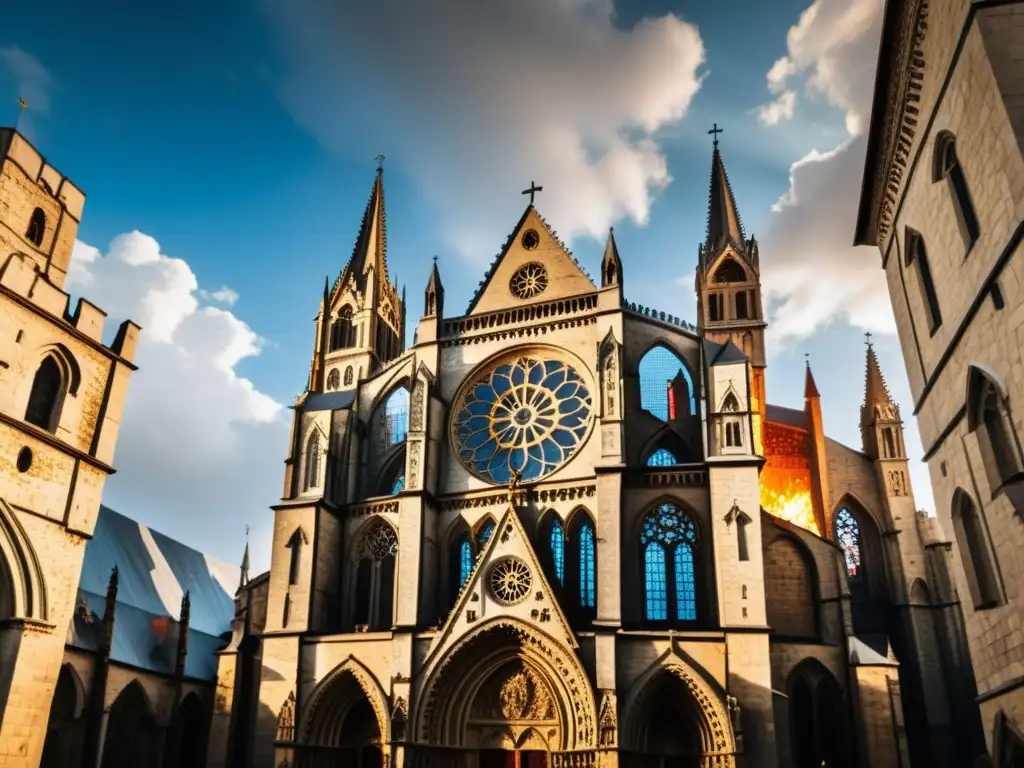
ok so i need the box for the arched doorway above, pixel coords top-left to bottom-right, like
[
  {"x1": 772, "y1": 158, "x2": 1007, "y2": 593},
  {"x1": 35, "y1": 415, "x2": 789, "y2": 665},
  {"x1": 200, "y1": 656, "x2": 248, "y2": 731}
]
[
  {"x1": 168, "y1": 692, "x2": 206, "y2": 768},
  {"x1": 620, "y1": 663, "x2": 736, "y2": 768},
  {"x1": 100, "y1": 681, "x2": 160, "y2": 768},
  {"x1": 297, "y1": 663, "x2": 387, "y2": 768},
  {"x1": 40, "y1": 664, "x2": 85, "y2": 768},
  {"x1": 414, "y1": 619, "x2": 597, "y2": 765},
  {"x1": 787, "y1": 660, "x2": 852, "y2": 768}
]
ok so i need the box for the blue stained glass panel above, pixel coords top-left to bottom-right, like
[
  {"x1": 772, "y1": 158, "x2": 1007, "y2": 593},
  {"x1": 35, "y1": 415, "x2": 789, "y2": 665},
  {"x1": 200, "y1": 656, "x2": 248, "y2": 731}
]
[
  {"x1": 579, "y1": 521, "x2": 596, "y2": 609},
  {"x1": 644, "y1": 542, "x2": 667, "y2": 620},
  {"x1": 647, "y1": 448, "x2": 678, "y2": 467},
  {"x1": 384, "y1": 388, "x2": 410, "y2": 446},
  {"x1": 639, "y1": 346, "x2": 696, "y2": 420},
  {"x1": 459, "y1": 536, "x2": 473, "y2": 587},
  {"x1": 477, "y1": 520, "x2": 495, "y2": 546},
  {"x1": 835, "y1": 507, "x2": 862, "y2": 579},
  {"x1": 391, "y1": 474, "x2": 405, "y2": 494},
  {"x1": 550, "y1": 521, "x2": 565, "y2": 585},
  {"x1": 675, "y1": 543, "x2": 696, "y2": 620}
]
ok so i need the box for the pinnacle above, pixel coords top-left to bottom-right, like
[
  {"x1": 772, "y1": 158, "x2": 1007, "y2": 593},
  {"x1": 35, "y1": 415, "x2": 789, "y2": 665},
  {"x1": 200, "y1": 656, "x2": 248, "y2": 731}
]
[
  {"x1": 804, "y1": 360, "x2": 820, "y2": 399},
  {"x1": 862, "y1": 341, "x2": 896, "y2": 424},
  {"x1": 704, "y1": 144, "x2": 746, "y2": 262}
]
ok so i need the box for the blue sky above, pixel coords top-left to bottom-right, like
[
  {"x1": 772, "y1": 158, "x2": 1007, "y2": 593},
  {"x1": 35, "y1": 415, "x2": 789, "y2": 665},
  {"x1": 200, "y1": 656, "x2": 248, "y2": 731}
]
[{"x1": 2, "y1": 0, "x2": 922, "y2": 570}]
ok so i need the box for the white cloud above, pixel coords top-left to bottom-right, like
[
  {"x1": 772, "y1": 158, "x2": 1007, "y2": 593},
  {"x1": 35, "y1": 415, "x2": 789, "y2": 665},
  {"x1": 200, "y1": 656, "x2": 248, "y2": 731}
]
[
  {"x1": 756, "y1": 90, "x2": 797, "y2": 126},
  {"x1": 199, "y1": 287, "x2": 240, "y2": 306},
  {"x1": 260, "y1": 0, "x2": 707, "y2": 258},
  {"x1": 67, "y1": 233, "x2": 285, "y2": 572},
  {"x1": 756, "y1": 0, "x2": 889, "y2": 346}
]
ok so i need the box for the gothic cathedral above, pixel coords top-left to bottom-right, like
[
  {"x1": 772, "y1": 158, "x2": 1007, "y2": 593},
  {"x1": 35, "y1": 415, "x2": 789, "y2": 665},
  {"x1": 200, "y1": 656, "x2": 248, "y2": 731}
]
[{"x1": 208, "y1": 143, "x2": 987, "y2": 768}]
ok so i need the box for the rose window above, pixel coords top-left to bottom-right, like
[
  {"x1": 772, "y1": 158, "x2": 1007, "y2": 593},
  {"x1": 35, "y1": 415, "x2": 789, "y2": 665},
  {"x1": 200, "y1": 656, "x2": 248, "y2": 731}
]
[
  {"x1": 452, "y1": 355, "x2": 593, "y2": 483},
  {"x1": 509, "y1": 263, "x2": 549, "y2": 300},
  {"x1": 489, "y1": 558, "x2": 532, "y2": 605}
]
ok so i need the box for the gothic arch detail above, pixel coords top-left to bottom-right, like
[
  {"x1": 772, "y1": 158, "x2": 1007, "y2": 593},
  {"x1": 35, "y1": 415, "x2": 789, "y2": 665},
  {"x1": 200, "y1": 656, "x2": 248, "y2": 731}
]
[
  {"x1": 619, "y1": 651, "x2": 737, "y2": 759},
  {"x1": 300, "y1": 656, "x2": 391, "y2": 745},
  {"x1": 413, "y1": 618, "x2": 597, "y2": 750},
  {"x1": 0, "y1": 499, "x2": 48, "y2": 621}
]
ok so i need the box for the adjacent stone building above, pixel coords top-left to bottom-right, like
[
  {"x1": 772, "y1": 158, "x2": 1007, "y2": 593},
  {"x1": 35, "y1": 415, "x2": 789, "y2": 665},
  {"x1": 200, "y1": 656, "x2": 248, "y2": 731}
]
[
  {"x1": 0, "y1": 128, "x2": 139, "y2": 767},
  {"x1": 208, "y1": 143, "x2": 986, "y2": 768},
  {"x1": 854, "y1": 0, "x2": 1024, "y2": 763}
]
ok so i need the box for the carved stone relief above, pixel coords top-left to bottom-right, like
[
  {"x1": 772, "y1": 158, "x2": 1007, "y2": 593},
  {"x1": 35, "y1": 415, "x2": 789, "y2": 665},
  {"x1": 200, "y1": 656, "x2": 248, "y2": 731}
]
[
  {"x1": 407, "y1": 441, "x2": 422, "y2": 491},
  {"x1": 276, "y1": 691, "x2": 296, "y2": 742},
  {"x1": 411, "y1": 380, "x2": 426, "y2": 432},
  {"x1": 598, "y1": 690, "x2": 617, "y2": 747}
]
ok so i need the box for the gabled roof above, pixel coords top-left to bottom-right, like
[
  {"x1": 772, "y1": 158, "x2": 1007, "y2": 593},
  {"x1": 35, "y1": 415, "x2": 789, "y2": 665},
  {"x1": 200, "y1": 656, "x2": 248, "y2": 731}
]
[
  {"x1": 69, "y1": 506, "x2": 238, "y2": 681},
  {"x1": 703, "y1": 338, "x2": 748, "y2": 366},
  {"x1": 765, "y1": 404, "x2": 810, "y2": 430},
  {"x1": 465, "y1": 205, "x2": 595, "y2": 315}
]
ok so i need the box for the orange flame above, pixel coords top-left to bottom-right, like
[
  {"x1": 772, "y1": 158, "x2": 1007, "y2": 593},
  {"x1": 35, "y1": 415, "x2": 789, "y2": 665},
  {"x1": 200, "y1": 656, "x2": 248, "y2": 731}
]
[{"x1": 761, "y1": 482, "x2": 819, "y2": 536}]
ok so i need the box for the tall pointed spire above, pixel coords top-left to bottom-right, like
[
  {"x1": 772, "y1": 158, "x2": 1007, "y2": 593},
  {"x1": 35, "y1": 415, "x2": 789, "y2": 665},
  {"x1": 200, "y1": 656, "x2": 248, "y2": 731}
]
[
  {"x1": 804, "y1": 357, "x2": 820, "y2": 399},
  {"x1": 704, "y1": 137, "x2": 746, "y2": 264},
  {"x1": 424, "y1": 256, "x2": 444, "y2": 317},
  {"x1": 239, "y1": 526, "x2": 250, "y2": 593},
  {"x1": 601, "y1": 227, "x2": 622, "y2": 288},
  {"x1": 344, "y1": 163, "x2": 389, "y2": 292},
  {"x1": 862, "y1": 335, "x2": 895, "y2": 417}
]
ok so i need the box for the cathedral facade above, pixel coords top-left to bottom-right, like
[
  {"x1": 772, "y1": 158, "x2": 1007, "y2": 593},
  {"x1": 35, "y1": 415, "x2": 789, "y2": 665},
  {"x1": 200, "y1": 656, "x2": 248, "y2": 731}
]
[
  {"x1": 855, "y1": 0, "x2": 1024, "y2": 763},
  {"x1": 208, "y1": 144, "x2": 985, "y2": 768}
]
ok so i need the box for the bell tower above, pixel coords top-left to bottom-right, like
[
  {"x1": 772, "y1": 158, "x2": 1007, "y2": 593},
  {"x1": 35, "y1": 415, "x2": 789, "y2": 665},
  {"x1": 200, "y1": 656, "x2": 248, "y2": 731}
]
[
  {"x1": 308, "y1": 158, "x2": 406, "y2": 395},
  {"x1": 695, "y1": 127, "x2": 767, "y2": 453}
]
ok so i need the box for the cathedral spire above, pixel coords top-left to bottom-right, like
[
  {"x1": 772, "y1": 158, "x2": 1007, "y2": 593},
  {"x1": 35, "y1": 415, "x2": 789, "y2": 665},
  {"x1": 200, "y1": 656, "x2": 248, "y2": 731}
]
[
  {"x1": 343, "y1": 163, "x2": 389, "y2": 292},
  {"x1": 804, "y1": 357, "x2": 820, "y2": 399},
  {"x1": 601, "y1": 227, "x2": 622, "y2": 288},
  {"x1": 424, "y1": 256, "x2": 444, "y2": 317},
  {"x1": 862, "y1": 334, "x2": 896, "y2": 425},
  {"x1": 239, "y1": 526, "x2": 250, "y2": 593},
  {"x1": 703, "y1": 132, "x2": 746, "y2": 264}
]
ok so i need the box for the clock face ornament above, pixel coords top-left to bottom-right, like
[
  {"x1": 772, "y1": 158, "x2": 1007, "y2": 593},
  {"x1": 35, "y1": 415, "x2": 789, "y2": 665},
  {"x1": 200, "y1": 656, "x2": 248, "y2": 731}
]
[{"x1": 452, "y1": 354, "x2": 593, "y2": 484}]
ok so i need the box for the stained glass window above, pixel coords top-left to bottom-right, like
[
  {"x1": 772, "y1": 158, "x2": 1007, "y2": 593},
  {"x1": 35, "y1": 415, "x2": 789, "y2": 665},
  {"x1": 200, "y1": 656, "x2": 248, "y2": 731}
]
[
  {"x1": 647, "y1": 448, "x2": 678, "y2": 467},
  {"x1": 459, "y1": 534, "x2": 473, "y2": 588},
  {"x1": 453, "y1": 356, "x2": 593, "y2": 484},
  {"x1": 835, "y1": 507, "x2": 862, "y2": 579},
  {"x1": 384, "y1": 388, "x2": 410, "y2": 447},
  {"x1": 477, "y1": 519, "x2": 495, "y2": 547},
  {"x1": 674, "y1": 544, "x2": 696, "y2": 620},
  {"x1": 579, "y1": 520, "x2": 596, "y2": 609},
  {"x1": 391, "y1": 474, "x2": 405, "y2": 495},
  {"x1": 639, "y1": 346, "x2": 696, "y2": 420},
  {"x1": 642, "y1": 503, "x2": 699, "y2": 622},
  {"x1": 550, "y1": 520, "x2": 565, "y2": 585},
  {"x1": 644, "y1": 543, "x2": 667, "y2": 620}
]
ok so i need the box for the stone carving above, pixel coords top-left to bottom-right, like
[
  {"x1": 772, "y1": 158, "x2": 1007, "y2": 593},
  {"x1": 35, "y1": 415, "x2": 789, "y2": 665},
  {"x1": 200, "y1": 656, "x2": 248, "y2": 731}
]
[
  {"x1": 440, "y1": 315, "x2": 599, "y2": 348},
  {"x1": 441, "y1": 484, "x2": 596, "y2": 512},
  {"x1": 276, "y1": 691, "x2": 296, "y2": 741},
  {"x1": 598, "y1": 690, "x2": 617, "y2": 747},
  {"x1": 365, "y1": 520, "x2": 398, "y2": 560},
  {"x1": 411, "y1": 380, "x2": 426, "y2": 432},
  {"x1": 490, "y1": 558, "x2": 532, "y2": 605},
  {"x1": 603, "y1": 353, "x2": 617, "y2": 417},
  {"x1": 408, "y1": 442, "x2": 422, "y2": 491},
  {"x1": 392, "y1": 696, "x2": 408, "y2": 741}
]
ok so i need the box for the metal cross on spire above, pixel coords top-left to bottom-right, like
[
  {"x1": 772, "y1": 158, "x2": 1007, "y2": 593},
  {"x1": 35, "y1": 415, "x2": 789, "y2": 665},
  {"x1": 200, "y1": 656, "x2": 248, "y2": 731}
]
[
  {"x1": 708, "y1": 123, "x2": 724, "y2": 148},
  {"x1": 432, "y1": 254, "x2": 438, "y2": 265},
  {"x1": 522, "y1": 181, "x2": 543, "y2": 205},
  {"x1": 865, "y1": 331, "x2": 873, "y2": 348},
  {"x1": 375, "y1": 153, "x2": 386, "y2": 170}
]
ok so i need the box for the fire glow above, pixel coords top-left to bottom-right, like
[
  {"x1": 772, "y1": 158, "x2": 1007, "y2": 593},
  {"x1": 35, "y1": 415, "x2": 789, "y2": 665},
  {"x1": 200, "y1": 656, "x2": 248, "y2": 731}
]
[{"x1": 761, "y1": 482, "x2": 819, "y2": 536}]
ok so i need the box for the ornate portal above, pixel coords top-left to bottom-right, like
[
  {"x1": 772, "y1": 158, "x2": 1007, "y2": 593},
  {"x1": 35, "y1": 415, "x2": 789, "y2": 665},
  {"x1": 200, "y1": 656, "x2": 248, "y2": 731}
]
[
  {"x1": 452, "y1": 354, "x2": 593, "y2": 484},
  {"x1": 466, "y1": 660, "x2": 560, "y2": 751}
]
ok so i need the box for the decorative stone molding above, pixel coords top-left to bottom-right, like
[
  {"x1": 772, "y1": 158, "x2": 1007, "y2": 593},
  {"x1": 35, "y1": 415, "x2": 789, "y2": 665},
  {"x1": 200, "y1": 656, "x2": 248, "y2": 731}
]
[
  {"x1": 444, "y1": 294, "x2": 599, "y2": 338},
  {"x1": 440, "y1": 484, "x2": 596, "y2": 512},
  {"x1": 301, "y1": 656, "x2": 392, "y2": 746},
  {"x1": 346, "y1": 500, "x2": 400, "y2": 518},
  {"x1": 441, "y1": 316, "x2": 598, "y2": 348},
  {"x1": 636, "y1": 469, "x2": 708, "y2": 488}
]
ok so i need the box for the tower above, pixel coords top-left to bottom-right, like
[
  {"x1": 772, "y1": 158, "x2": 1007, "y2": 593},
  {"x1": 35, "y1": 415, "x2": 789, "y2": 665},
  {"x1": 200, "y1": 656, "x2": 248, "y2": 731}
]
[
  {"x1": 0, "y1": 128, "x2": 139, "y2": 766},
  {"x1": 308, "y1": 162, "x2": 406, "y2": 394},
  {"x1": 695, "y1": 133, "x2": 767, "y2": 453}
]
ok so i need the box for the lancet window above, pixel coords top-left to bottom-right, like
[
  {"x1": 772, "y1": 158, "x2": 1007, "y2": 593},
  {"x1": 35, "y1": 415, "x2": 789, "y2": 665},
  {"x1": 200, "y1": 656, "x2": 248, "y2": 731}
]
[
  {"x1": 539, "y1": 510, "x2": 597, "y2": 624},
  {"x1": 25, "y1": 355, "x2": 65, "y2": 433},
  {"x1": 933, "y1": 132, "x2": 980, "y2": 252},
  {"x1": 353, "y1": 519, "x2": 398, "y2": 631},
  {"x1": 641, "y1": 502, "x2": 699, "y2": 623},
  {"x1": 639, "y1": 346, "x2": 696, "y2": 420}
]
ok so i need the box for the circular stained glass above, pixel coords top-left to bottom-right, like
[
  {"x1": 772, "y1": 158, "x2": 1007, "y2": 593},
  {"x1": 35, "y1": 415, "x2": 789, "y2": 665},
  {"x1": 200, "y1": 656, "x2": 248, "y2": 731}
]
[
  {"x1": 509, "y1": 263, "x2": 548, "y2": 300},
  {"x1": 452, "y1": 354, "x2": 593, "y2": 484},
  {"x1": 490, "y1": 558, "x2": 532, "y2": 605}
]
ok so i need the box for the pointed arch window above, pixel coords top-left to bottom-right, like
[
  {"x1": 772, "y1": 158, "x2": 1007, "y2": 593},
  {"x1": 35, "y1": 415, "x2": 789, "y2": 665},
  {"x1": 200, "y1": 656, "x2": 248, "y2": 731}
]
[
  {"x1": 549, "y1": 519, "x2": 565, "y2": 585},
  {"x1": 26, "y1": 208, "x2": 45, "y2": 247},
  {"x1": 304, "y1": 431, "x2": 322, "y2": 491},
  {"x1": 646, "y1": 448, "x2": 678, "y2": 467},
  {"x1": 639, "y1": 346, "x2": 696, "y2": 420},
  {"x1": 967, "y1": 367, "x2": 1024, "y2": 504},
  {"x1": 641, "y1": 502, "x2": 699, "y2": 622},
  {"x1": 331, "y1": 306, "x2": 355, "y2": 351},
  {"x1": 539, "y1": 510, "x2": 597, "y2": 623},
  {"x1": 25, "y1": 355, "x2": 65, "y2": 432},
  {"x1": 477, "y1": 519, "x2": 495, "y2": 547},
  {"x1": 353, "y1": 519, "x2": 398, "y2": 631},
  {"x1": 390, "y1": 474, "x2": 405, "y2": 494},
  {"x1": 579, "y1": 519, "x2": 596, "y2": 611},
  {"x1": 713, "y1": 258, "x2": 746, "y2": 283},
  {"x1": 381, "y1": 387, "x2": 409, "y2": 448},
  {"x1": 905, "y1": 230, "x2": 942, "y2": 334},
  {"x1": 835, "y1": 507, "x2": 862, "y2": 582},
  {"x1": 933, "y1": 132, "x2": 980, "y2": 252},
  {"x1": 952, "y1": 489, "x2": 1002, "y2": 609},
  {"x1": 446, "y1": 519, "x2": 494, "y2": 615}
]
